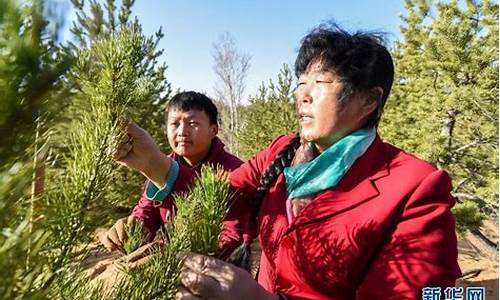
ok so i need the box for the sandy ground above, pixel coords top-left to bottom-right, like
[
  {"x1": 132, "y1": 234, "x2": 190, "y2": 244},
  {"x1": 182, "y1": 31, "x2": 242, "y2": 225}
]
[{"x1": 456, "y1": 219, "x2": 499, "y2": 299}]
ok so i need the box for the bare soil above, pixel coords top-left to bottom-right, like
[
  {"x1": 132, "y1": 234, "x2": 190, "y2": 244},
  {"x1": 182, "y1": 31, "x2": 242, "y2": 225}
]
[{"x1": 456, "y1": 219, "x2": 499, "y2": 299}]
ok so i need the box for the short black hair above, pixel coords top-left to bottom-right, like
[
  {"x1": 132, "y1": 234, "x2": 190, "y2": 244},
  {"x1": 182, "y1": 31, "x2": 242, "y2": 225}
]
[
  {"x1": 294, "y1": 23, "x2": 394, "y2": 127},
  {"x1": 165, "y1": 91, "x2": 218, "y2": 125}
]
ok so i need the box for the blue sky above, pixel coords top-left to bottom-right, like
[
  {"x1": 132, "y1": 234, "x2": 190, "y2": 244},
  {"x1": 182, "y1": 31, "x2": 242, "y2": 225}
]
[{"x1": 62, "y1": 0, "x2": 407, "y2": 101}]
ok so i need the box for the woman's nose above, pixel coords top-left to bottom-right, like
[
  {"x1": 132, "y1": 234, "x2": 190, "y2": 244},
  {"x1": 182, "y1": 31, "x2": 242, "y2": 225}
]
[
  {"x1": 301, "y1": 93, "x2": 313, "y2": 103},
  {"x1": 297, "y1": 85, "x2": 313, "y2": 104},
  {"x1": 177, "y1": 123, "x2": 188, "y2": 136}
]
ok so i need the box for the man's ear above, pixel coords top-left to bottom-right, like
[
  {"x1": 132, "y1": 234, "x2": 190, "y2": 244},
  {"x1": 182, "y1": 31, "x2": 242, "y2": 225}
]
[{"x1": 210, "y1": 124, "x2": 218, "y2": 138}]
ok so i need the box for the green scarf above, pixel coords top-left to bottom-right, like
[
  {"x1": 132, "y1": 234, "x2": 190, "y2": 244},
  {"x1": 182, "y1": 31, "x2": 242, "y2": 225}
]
[{"x1": 284, "y1": 127, "x2": 376, "y2": 199}]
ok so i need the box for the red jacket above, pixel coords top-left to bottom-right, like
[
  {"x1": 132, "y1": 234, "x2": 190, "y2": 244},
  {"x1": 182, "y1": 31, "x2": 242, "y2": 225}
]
[
  {"x1": 131, "y1": 137, "x2": 242, "y2": 235},
  {"x1": 220, "y1": 134, "x2": 461, "y2": 299}
]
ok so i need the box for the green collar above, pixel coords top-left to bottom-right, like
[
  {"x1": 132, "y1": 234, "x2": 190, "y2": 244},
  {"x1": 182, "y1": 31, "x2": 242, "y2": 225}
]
[{"x1": 284, "y1": 127, "x2": 376, "y2": 199}]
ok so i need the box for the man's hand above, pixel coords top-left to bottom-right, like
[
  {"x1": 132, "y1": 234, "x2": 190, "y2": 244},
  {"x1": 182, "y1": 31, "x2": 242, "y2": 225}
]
[
  {"x1": 113, "y1": 119, "x2": 162, "y2": 174},
  {"x1": 99, "y1": 215, "x2": 137, "y2": 253},
  {"x1": 113, "y1": 119, "x2": 171, "y2": 188},
  {"x1": 118, "y1": 240, "x2": 163, "y2": 267},
  {"x1": 176, "y1": 252, "x2": 279, "y2": 300}
]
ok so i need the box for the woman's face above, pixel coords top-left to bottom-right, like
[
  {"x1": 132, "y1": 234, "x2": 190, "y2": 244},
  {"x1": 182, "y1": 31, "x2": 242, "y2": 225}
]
[
  {"x1": 166, "y1": 108, "x2": 217, "y2": 166},
  {"x1": 295, "y1": 62, "x2": 376, "y2": 152}
]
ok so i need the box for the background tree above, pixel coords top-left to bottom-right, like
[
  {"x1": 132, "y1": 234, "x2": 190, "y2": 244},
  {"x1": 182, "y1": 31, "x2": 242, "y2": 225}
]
[
  {"x1": 380, "y1": 0, "x2": 498, "y2": 237},
  {"x1": 0, "y1": 0, "x2": 172, "y2": 297},
  {"x1": 40, "y1": 0, "x2": 171, "y2": 266},
  {"x1": 0, "y1": 0, "x2": 72, "y2": 161},
  {"x1": 59, "y1": 0, "x2": 172, "y2": 212},
  {"x1": 0, "y1": 0, "x2": 73, "y2": 298},
  {"x1": 237, "y1": 64, "x2": 298, "y2": 159},
  {"x1": 212, "y1": 32, "x2": 251, "y2": 155}
]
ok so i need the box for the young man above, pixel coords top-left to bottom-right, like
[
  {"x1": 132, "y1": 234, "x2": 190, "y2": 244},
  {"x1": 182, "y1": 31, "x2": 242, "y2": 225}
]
[{"x1": 100, "y1": 91, "x2": 242, "y2": 252}]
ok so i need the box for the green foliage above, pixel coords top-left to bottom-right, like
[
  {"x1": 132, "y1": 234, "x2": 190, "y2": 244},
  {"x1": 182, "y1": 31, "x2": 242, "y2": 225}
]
[
  {"x1": 2, "y1": 0, "x2": 497, "y2": 297},
  {"x1": 172, "y1": 167, "x2": 231, "y2": 255},
  {"x1": 237, "y1": 64, "x2": 298, "y2": 159},
  {"x1": 63, "y1": 0, "x2": 171, "y2": 212},
  {"x1": 380, "y1": 0, "x2": 499, "y2": 230},
  {"x1": 42, "y1": 167, "x2": 230, "y2": 299},
  {"x1": 453, "y1": 201, "x2": 484, "y2": 237},
  {"x1": 41, "y1": 24, "x2": 148, "y2": 292},
  {"x1": 101, "y1": 166, "x2": 231, "y2": 299},
  {"x1": 0, "y1": 0, "x2": 72, "y2": 161},
  {"x1": 0, "y1": 216, "x2": 51, "y2": 299},
  {"x1": 0, "y1": 0, "x2": 172, "y2": 297},
  {"x1": 124, "y1": 221, "x2": 148, "y2": 255},
  {"x1": 0, "y1": 0, "x2": 71, "y2": 298}
]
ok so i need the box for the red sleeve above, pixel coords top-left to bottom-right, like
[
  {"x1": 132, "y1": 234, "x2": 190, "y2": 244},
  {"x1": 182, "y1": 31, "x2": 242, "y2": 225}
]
[
  {"x1": 356, "y1": 170, "x2": 462, "y2": 300},
  {"x1": 219, "y1": 135, "x2": 294, "y2": 257},
  {"x1": 131, "y1": 183, "x2": 164, "y2": 237},
  {"x1": 132, "y1": 164, "x2": 196, "y2": 237}
]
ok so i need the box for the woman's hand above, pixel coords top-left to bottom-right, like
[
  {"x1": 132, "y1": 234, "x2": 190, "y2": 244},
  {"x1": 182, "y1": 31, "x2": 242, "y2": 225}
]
[
  {"x1": 176, "y1": 252, "x2": 278, "y2": 300},
  {"x1": 113, "y1": 119, "x2": 171, "y2": 188}
]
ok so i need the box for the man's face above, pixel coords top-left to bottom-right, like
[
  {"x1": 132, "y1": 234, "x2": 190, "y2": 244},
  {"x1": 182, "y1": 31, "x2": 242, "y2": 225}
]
[
  {"x1": 295, "y1": 62, "x2": 376, "y2": 152},
  {"x1": 166, "y1": 108, "x2": 218, "y2": 166}
]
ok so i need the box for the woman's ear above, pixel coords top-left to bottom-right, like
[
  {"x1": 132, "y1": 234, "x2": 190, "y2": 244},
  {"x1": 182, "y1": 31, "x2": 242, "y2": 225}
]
[{"x1": 363, "y1": 87, "x2": 383, "y2": 116}]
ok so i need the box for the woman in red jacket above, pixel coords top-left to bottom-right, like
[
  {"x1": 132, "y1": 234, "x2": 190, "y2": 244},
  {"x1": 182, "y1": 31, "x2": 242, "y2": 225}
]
[{"x1": 115, "y1": 25, "x2": 461, "y2": 299}]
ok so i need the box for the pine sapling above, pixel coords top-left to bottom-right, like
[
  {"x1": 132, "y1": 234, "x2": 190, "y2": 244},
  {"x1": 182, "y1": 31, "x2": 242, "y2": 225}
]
[
  {"x1": 109, "y1": 166, "x2": 232, "y2": 300},
  {"x1": 123, "y1": 221, "x2": 148, "y2": 255}
]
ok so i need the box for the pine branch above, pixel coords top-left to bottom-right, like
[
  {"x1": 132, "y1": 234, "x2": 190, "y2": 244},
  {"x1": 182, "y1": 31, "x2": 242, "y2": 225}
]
[{"x1": 108, "y1": 167, "x2": 231, "y2": 300}]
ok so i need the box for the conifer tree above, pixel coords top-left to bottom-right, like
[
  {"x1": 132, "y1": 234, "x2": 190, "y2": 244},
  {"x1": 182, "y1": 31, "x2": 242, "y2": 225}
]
[
  {"x1": 75, "y1": 0, "x2": 170, "y2": 206},
  {"x1": 237, "y1": 64, "x2": 298, "y2": 159},
  {"x1": 380, "y1": 0, "x2": 499, "y2": 234},
  {"x1": 42, "y1": 24, "x2": 156, "y2": 287},
  {"x1": 56, "y1": 167, "x2": 231, "y2": 300},
  {"x1": 0, "y1": 0, "x2": 72, "y2": 298},
  {"x1": 115, "y1": 166, "x2": 230, "y2": 300},
  {"x1": 35, "y1": 1, "x2": 172, "y2": 295},
  {"x1": 0, "y1": 0, "x2": 72, "y2": 161},
  {"x1": 0, "y1": 0, "x2": 171, "y2": 296}
]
